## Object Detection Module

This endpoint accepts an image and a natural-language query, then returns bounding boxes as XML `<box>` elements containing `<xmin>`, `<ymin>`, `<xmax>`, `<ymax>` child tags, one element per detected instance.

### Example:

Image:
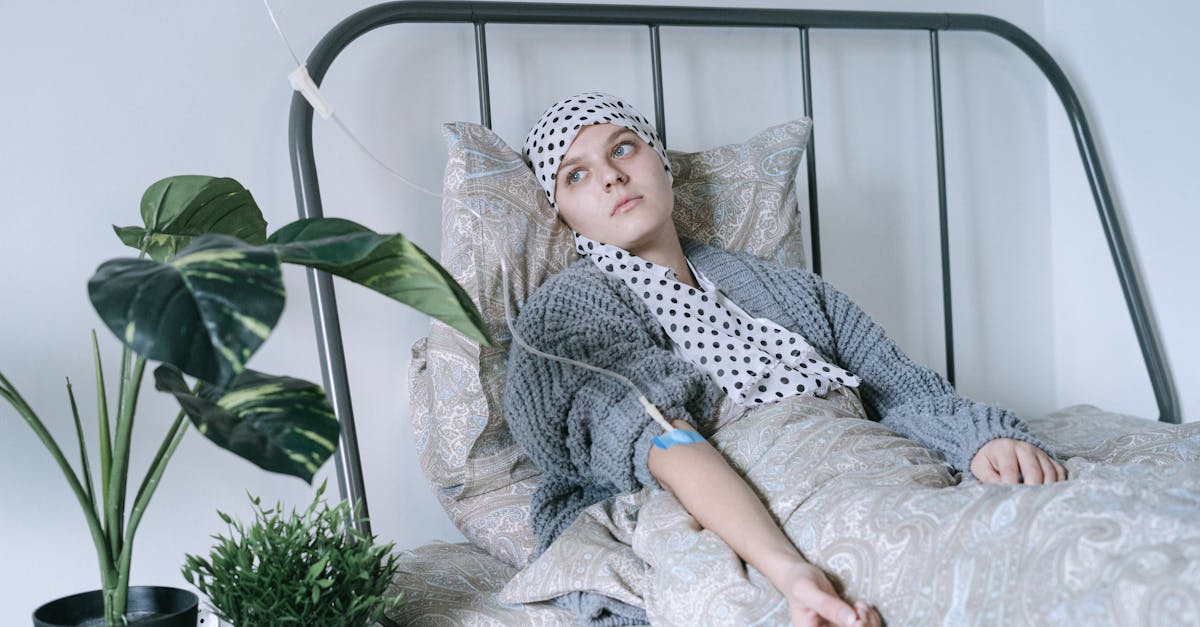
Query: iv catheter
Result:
<box><xmin>262</xmin><ymin>0</ymin><xmax>695</xmax><ymax>444</ymax></box>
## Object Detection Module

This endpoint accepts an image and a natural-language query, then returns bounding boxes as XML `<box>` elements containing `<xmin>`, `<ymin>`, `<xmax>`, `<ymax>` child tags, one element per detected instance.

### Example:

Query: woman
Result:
<box><xmin>504</xmin><ymin>92</ymin><xmax>1066</xmax><ymax>627</ymax></box>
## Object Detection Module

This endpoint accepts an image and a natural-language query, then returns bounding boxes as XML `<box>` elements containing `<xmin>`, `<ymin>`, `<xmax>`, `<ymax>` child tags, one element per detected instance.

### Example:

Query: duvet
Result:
<box><xmin>490</xmin><ymin>394</ymin><xmax>1200</xmax><ymax>626</ymax></box>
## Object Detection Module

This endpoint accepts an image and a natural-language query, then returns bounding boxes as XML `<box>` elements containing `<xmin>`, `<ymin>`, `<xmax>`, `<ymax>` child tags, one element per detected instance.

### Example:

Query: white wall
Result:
<box><xmin>0</xmin><ymin>0</ymin><xmax>1191</xmax><ymax>624</ymax></box>
<box><xmin>0</xmin><ymin>2</ymin><xmax>356</xmax><ymax>623</ymax></box>
<box><xmin>1043</xmin><ymin>0</ymin><xmax>1198</xmax><ymax>424</ymax></box>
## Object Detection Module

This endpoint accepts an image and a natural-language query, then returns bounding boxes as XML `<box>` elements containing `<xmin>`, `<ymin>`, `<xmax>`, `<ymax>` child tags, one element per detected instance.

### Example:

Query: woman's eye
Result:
<box><xmin>612</xmin><ymin>142</ymin><xmax>633</xmax><ymax>158</ymax></box>
<box><xmin>567</xmin><ymin>169</ymin><xmax>585</xmax><ymax>184</ymax></box>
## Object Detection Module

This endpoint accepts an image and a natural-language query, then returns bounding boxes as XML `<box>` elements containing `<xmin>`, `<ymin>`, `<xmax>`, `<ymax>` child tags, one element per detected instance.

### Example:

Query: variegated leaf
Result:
<box><xmin>89</xmin><ymin>234</ymin><xmax>284</xmax><ymax>387</ymax></box>
<box><xmin>154</xmin><ymin>365</ymin><xmax>338</xmax><ymax>483</ymax></box>
<box><xmin>268</xmin><ymin>218</ymin><xmax>491</xmax><ymax>345</ymax></box>
<box><xmin>113</xmin><ymin>176</ymin><xmax>267</xmax><ymax>262</ymax></box>
<box><xmin>266</xmin><ymin>218</ymin><xmax>391</xmax><ymax>266</ymax></box>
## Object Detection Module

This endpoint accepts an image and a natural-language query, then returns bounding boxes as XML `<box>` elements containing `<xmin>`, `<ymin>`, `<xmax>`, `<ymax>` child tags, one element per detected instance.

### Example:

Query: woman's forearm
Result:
<box><xmin>647</xmin><ymin>420</ymin><xmax>805</xmax><ymax>585</ymax></box>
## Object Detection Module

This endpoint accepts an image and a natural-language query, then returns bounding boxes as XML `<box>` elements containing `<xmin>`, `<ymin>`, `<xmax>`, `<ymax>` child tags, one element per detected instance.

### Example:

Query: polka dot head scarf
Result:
<box><xmin>523</xmin><ymin>92</ymin><xmax>671</xmax><ymax>210</ymax></box>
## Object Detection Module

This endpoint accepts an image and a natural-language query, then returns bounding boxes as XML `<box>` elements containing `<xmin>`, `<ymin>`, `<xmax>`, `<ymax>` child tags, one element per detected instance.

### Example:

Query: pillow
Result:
<box><xmin>409</xmin><ymin>118</ymin><xmax>812</xmax><ymax>568</ymax></box>
<box><xmin>669</xmin><ymin>119</ymin><xmax>812</xmax><ymax>270</ymax></box>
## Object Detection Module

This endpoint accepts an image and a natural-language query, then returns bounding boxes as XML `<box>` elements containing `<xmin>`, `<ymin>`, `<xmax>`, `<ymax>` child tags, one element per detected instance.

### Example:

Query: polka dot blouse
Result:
<box><xmin>575</xmin><ymin>233</ymin><xmax>860</xmax><ymax>406</ymax></box>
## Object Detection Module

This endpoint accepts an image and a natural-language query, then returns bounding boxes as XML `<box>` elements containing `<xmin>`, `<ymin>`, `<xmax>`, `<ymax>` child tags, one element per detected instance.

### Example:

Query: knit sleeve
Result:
<box><xmin>503</xmin><ymin>265</ymin><xmax>716</xmax><ymax>551</ymax></box>
<box><xmin>796</xmin><ymin>269</ymin><xmax>1050</xmax><ymax>473</ymax></box>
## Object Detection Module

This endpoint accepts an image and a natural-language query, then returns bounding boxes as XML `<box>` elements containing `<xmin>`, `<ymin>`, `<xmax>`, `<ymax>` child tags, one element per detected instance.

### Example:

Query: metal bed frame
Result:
<box><xmin>287</xmin><ymin>1</ymin><xmax>1180</xmax><ymax>533</ymax></box>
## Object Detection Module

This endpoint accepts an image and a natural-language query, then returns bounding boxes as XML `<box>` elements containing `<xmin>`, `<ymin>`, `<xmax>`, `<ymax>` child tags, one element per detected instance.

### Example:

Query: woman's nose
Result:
<box><xmin>602</xmin><ymin>167</ymin><xmax>628</xmax><ymax>189</ymax></box>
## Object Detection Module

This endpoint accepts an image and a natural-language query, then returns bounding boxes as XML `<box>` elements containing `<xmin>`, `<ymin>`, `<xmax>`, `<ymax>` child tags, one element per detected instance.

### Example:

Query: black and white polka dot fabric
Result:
<box><xmin>574</xmin><ymin>233</ymin><xmax>861</xmax><ymax>406</ymax></box>
<box><xmin>523</xmin><ymin>91</ymin><xmax>671</xmax><ymax>210</ymax></box>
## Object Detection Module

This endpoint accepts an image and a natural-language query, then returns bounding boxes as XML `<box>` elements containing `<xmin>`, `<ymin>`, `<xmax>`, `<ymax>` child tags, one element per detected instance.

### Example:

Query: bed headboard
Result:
<box><xmin>286</xmin><ymin>1</ymin><xmax>1179</xmax><ymax>531</ymax></box>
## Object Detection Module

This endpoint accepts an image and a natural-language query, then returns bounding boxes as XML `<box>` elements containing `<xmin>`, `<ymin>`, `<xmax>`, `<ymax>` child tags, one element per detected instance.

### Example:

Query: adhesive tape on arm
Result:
<box><xmin>653</xmin><ymin>429</ymin><xmax>704</xmax><ymax>449</ymax></box>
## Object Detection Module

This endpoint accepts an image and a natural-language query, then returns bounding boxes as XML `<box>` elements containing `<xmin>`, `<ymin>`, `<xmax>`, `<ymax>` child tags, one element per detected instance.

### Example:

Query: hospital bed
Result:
<box><xmin>284</xmin><ymin>2</ymin><xmax>1192</xmax><ymax>624</ymax></box>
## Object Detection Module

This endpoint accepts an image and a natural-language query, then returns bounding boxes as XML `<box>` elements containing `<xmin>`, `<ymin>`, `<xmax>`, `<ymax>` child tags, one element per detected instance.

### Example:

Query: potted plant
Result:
<box><xmin>2</xmin><ymin>175</ymin><xmax>488</xmax><ymax>626</ymax></box>
<box><xmin>182</xmin><ymin>482</ymin><xmax>401</xmax><ymax>627</ymax></box>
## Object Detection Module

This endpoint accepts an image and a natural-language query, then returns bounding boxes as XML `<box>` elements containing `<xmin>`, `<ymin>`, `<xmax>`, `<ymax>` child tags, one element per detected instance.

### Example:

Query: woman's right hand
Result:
<box><xmin>780</xmin><ymin>560</ymin><xmax>882</xmax><ymax>627</ymax></box>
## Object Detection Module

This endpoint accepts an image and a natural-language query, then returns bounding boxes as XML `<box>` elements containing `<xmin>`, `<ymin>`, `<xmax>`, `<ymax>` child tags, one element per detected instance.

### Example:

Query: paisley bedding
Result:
<box><xmin>387</xmin><ymin>403</ymin><xmax>1199</xmax><ymax>626</ymax></box>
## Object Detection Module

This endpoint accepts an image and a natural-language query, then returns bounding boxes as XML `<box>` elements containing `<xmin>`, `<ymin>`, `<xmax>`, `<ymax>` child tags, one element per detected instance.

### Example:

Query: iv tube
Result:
<box><xmin>262</xmin><ymin>0</ymin><xmax>676</xmax><ymax>434</ymax></box>
<box><xmin>497</xmin><ymin>256</ymin><xmax>673</xmax><ymax>432</ymax></box>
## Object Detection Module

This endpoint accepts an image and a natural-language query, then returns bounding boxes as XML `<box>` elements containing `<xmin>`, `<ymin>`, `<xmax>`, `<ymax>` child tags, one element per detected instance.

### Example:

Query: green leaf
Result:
<box><xmin>114</xmin><ymin>176</ymin><xmax>267</xmax><ymax>262</ymax></box>
<box><xmin>306</xmin><ymin>556</ymin><xmax>329</xmax><ymax>581</ymax></box>
<box><xmin>153</xmin><ymin>365</ymin><xmax>338</xmax><ymax>483</ymax></box>
<box><xmin>183</xmin><ymin>488</ymin><xmax>403</xmax><ymax>624</ymax></box>
<box><xmin>267</xmin><ymin>218</ymin><xmax>491</xmax><ymax>346</ymax></box>
<box><xmin>266</xmin><ymin>218</ymin><xmax>390</xmax><ymax>266</ymax></box>
<box><xmin>114</xmin><ymin>225</ymin><xmax>148</xmax><ymax>251</ymax></box>
<box><xmin>89</xmin><ymin>234</ymin><xmax>285</xmax><ymax>387</ymax></box>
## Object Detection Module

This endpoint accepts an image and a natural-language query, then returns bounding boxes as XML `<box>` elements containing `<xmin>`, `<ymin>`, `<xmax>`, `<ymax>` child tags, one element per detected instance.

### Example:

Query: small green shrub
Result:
<box><xmin>182</xmin><ymin>483</ymin><xmax>401</xmax><ymax>627</ymax></box>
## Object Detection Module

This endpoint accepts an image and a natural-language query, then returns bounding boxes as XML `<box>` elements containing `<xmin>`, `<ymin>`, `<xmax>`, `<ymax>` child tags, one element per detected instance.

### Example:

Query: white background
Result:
<box><xmin>1</xmin><ymin>0</ymin><xmax>1195</xmax><ymax>623</ymax></box>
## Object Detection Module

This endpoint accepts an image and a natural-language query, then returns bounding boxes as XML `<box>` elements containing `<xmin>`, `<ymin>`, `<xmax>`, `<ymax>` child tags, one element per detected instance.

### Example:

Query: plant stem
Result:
<box><xmin>105</xmin><ymin>353</ymin><xmax>145</xmax><ymax>596</ymax></box>
<box><xmin>0</xmin><ymin>372</ymin><xmax>116</xmax><ymax>587</ymax></box>
<box><xmin>115</xmin><ymin>410</ymin><xmax>190</xmax><ymax>618</ymax></box>
<box><xmin>129</xmin><ymin>411</ymin><xmax>189</xmax><ymax>523</ymax></box>
<box><xmin>93</xmin><ymin>330</ymin><xmax>114</xmax><ymax>514</ymax></box>
<box><xmin>108</xmin><ymin>345</ymin><xmax>130</xmax><ymax>557</ymax></box>
<box><xmin>66</xmin><ymin>377</ymin><xmax>99</xmax><ymax>517</ymax></box>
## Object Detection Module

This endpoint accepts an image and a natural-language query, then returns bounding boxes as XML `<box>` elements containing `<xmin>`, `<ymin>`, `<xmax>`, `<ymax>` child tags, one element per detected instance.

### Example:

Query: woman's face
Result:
<box><xmin>554</xmin><ymin>123</ymin><xmax>674</xmax><ymax>254</ymax></box>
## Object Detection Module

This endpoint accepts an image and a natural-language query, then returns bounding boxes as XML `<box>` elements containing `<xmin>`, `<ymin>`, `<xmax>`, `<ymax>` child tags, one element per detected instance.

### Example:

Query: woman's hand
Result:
<box><xmin>780</xmin><ymin>560</ymin><xmax>881</xmax><ymax>627</ymax></box>
<box><xmin>970</xmin><ymin>438</ymin><xmax>1066</xmax><ymax>484</ymax></box>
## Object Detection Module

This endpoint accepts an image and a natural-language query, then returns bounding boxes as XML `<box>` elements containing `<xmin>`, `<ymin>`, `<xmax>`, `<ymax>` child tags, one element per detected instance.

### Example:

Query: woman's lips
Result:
<box><xmin>612</xmin><ymin>195</ymin><xmax>642</xmax><ymax>215</ymax></box>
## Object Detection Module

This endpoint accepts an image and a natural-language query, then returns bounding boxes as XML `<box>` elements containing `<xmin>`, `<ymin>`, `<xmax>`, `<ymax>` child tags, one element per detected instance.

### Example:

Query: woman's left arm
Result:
<box><xmin>804</xmin><ymin>273</ymin><xmax>1065</xmax><ymax>484</ymax></box>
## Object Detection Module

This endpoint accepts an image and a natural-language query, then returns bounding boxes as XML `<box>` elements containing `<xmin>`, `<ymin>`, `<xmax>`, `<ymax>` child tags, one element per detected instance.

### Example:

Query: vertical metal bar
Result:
<box><xmin>929</xmin><ymin>30</ymin><xmax>955</xmax><ymax>387</ymax></box>
<box><xmin>1072</xmin><ymin>117</ymin><xmax>1179</xmax><ymax>423</ymax></box>
<box><xmin>649</xmin><ymin>24</ymin><xmax>667</xmax><ymax>147</ymax></box>
<box><xmin>288</xmin><ymin>95</ymin><xmax>372</xmax><ymax>535</ymax></box>
<box><xmin>474</xmin><ymin>22</ymin><xmax>493</xmax><ymax>128</ymax></box>
<box><xmin>307</xmin><ymin>273</ymin><xmax>372</xmax><ymax>533</ymax></box>
<box><xmin>799</xmin><ymin>27</ymin><xmax>821</xmax><ymax>275</ymax></box>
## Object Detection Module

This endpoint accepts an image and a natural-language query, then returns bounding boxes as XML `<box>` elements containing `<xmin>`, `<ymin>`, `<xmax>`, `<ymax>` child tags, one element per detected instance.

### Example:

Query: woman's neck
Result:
<box><xmin>631</xmin><ymin>232</ymin><xmax>697</xmax><ymax>289</ymax></box>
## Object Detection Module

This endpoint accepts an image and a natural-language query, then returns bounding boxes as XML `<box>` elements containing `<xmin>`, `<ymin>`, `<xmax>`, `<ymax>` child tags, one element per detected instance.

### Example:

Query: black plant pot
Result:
<box><xmin>32</xmin><ymin>586</ymin><xmax>198</xmax><ymax>627</ymax></box>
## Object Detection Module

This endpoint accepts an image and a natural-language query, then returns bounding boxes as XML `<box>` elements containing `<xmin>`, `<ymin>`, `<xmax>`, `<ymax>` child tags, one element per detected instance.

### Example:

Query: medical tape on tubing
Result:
<box><xmin>262</xmin><ymin>0</ymin><xmax>677</xmax><ymax>436</ymax></box>
<box><xmin>265</xmin><ymin>0</ymin><xmax>444</xmax><ymax>200</ymax></box>
<box><xmin>652</xmin><ymin>429</ymin><xmax>704</xmax><ymax>449</ymax></box>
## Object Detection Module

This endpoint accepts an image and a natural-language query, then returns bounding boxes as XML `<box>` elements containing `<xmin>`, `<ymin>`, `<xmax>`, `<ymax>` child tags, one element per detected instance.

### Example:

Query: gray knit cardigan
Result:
<box><xmin>503</xmin><ymin>239</ymin><xmax>1046</xmax><ymax>558</ymax></box>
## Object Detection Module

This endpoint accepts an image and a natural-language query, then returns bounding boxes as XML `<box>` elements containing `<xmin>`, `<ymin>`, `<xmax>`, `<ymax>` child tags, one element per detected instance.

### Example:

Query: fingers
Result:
<box><xmin>807</xmin><ymin>591</ymin><xmax>883</xmax><ymax>627</ymax></box>
<box><xmin>1042</xmin><ymin>452</ymin><xmax>1068</xmax><ymax>483</ymax></box>
<box><xmin>996</xmin><ymin>451</ymin><xmax>1021</xmax><ymax>484</ymax></box>
<box><xmin>1016</xmin><ymin>445</ymin><xmax>1044</xmax><ymax>484</ymax></box>
<box><xmin>971</xmin><ymin>439</ymin><xmax>1017</xmax><ymax>484</ymax></box>
<box><xmin>1054</xmin><ymin>457</ymin><xmax>1068</xmax><ymax>481</ymax></box>
<box><xmin>1019</xmin><ymin>443</ymin><xmax>1072</xmax><ymax>484</ymax></box>
<box><xmin>784</xmin><ymin>562</ymin><xmax>881</xmax><ymax>627</ymax></box>
<box><xmin>789</xmin><ymin>580</ymin><xmax>859</xmax><ymax>627</ymax></box>
<box><xmin>1033</xmin><ymin>449</ymin><xmax>1069</xmax><ymax>484</ymax></box>
<box><xmin>788</xmin><ymin>604</ymin><xmax>822</xmax><ymax>627</ymax></box>
<box><xmin>971</xmin><ymin>453</ymin><xmax>1001</xmax><ymax>483</ymax></box>
<box><xmin>1036</xmin><ymin>453</ymin><xmax>1058</xmax><ymax>484</ymax></box>
<box><xmin>855</xmin><ymin>600</ymin><xmax>883</xmax><ymax>627</ymax></box>
<box><xmin>973</xmin><ymin>439</ymin><xmax>1070</xmax><ymax>485</ymax></box>
<box><xmin>806</xmin><ymin>587</ymin><xmax>860</xmax><ymax>627</ymax></box>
